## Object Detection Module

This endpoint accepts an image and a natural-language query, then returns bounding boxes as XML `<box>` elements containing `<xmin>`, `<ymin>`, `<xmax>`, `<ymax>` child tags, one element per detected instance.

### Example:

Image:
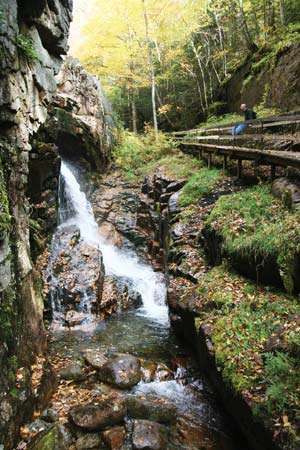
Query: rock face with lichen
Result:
<box><xmin>0</xmin><ymin>1</ymin><xmax>73</xmax><ymax>447</ymax></box>
<box><xmin>35</xmin><ymin>56</ymin><xmax>114</xmax><ymax>171</ymax></box>
<box><xmin>0</xmin><ymin>2</ymin><xmax>114</xmax><ymax>445</ymax></box>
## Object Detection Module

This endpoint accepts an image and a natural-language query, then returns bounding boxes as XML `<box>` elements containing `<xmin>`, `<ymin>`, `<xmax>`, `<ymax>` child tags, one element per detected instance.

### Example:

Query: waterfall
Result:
<box><xmin>55</xmin><ymin>161</ymin><xmax>169</xmax><ymax>325</ymax></box>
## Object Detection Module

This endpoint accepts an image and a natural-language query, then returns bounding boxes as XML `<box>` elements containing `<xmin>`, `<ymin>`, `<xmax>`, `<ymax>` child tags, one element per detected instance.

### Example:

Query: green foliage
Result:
<box><xmin>0</xmin><ymin>286</ymin><xmax>16</xmax><ymax>345</ymax></box>
<box><xmin>113</xmin><ymin>128</ymin><xmax>177</xmax><ymax>180</ymax></box>
<box><xmin>144</xmin><ymin>153</ymin><xmax>202</xmax><ymax>180</ymax></box>
<box><xmin>74</xmin><ymin>0</ymin><xmax>300</xmax><ymax>131</ymax></box>
<box><xmin>199</xmin><ymin>113</ymin><xmax>243</xmax><ymax>128</ymax></box>
<box><xmin>16</xmin><ymin>34</ymin><xmax>39</xmax><ymax>62</ymax></box>
<box><xmin>194</xmin><ymin>265</ymin><xmax>299</xmax><ymax>443</ymax></box>
<box><xmin>179</xmin><ymin>168</ymin><xmax>222</xmax><ymax>206</ymax></box>
<box><xmin>0</xmin><ymin>159</ymin><xmax>11</xmax><ymax>236</ymax></box>
<box><xmin>264</xmin><ymin>352</ymin><xmax>299</xmax><ymax>416</ymax></box>
<box><xmin>205</xmin><ymin>185</ymin><xmax>300</xmax><ymax>293</ymax></box>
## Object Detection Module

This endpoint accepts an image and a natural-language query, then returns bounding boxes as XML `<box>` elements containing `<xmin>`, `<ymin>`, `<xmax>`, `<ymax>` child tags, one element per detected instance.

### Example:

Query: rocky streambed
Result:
<box><xmin>16</xmin><ymin>161</ymin><xmax>247</xmax><ymax>450</ymax></box>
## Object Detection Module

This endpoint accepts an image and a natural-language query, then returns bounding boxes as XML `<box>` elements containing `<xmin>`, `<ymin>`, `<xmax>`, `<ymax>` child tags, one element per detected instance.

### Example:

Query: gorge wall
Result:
<box><xmin>0</xmin><ymin>2</ymin><xmax>113</xmax><ymax>447</ymax></box>
<box><xmin>219</xmin><ymin>43</ymin><xmax>300</xmax><ymax>113</ymax></box>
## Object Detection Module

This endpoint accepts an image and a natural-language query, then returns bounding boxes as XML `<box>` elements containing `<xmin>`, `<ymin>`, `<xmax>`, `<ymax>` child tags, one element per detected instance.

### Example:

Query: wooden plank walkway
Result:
<box><xmin>171</xmin><ymin>114</ymin><xmax>300</xmax><ymax>173</ymax></box>
<box><xmin>180</xmin><ymin>142</ymin><xmax>300</xmax><ymax>169</ymax></box>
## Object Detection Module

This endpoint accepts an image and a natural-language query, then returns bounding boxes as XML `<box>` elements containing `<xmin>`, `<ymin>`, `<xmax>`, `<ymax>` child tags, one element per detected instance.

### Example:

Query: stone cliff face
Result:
<box><xmin>220</xmin><ymin>44</ymin><xmax>300</xmax><ymax>112</ymax></box>
<box><xmin>0</xmin><ymin>2</ymin><xmax>114</xmax><ymax>443</ymax></box>
<box><xmin>0</xmin><ymin>1</ymin><xmax>73</xmax><ymax>446</ymax></box>
<box><xmin>35</xmin><ymin>57</ymin><xmax>114</xmax><ymax>172</ymax></box>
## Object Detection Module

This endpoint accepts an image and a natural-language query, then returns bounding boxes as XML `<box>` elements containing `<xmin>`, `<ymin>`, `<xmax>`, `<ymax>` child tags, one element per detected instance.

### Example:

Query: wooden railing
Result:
<box><xmin>170</xmin><ymin>114</ymin><xmax>300</xmax><ymax>175</ymax></box>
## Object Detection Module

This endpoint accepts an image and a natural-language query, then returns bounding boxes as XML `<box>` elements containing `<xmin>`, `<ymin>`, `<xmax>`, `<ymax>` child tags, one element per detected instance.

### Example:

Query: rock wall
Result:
<box><xmin>36</xmin><ymin>57</ymin><xmax>114</xmax><ymax>171</ymax></box>
<box><xmin>0</xmin><ymin>1</ymin><xmax>72</xmax><ymax>447</ymax></box>
<box><xmin>220</xmin><ymin>43</ymin><xmax>300</xmax><ymax>112</ymax></box>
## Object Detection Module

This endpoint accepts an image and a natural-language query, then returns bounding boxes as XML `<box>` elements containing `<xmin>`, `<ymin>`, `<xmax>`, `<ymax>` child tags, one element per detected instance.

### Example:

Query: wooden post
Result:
<box><xmin>237</xmin><ymin>159</ymin><xmax>242</xmax><ymax>178</ymax></box>
<box><xmin>223</xmin><ymin>155</ymin><xmax>228</xmax><ymax>171</ymax></box>
<box><xmin>208</xmin><ymin>153</ymin><xmax>212</xmax><ymax>169</ymax></box>
<box><xmin>271</xmin><ymin>164</ymin><xmax>276</xmax><ymax>180</ymax></box>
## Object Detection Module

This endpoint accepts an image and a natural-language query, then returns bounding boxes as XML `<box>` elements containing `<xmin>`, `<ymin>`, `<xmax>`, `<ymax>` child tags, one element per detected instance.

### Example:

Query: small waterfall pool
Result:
<box><xmin>45</xmin><ymin>160</ymin><xmax>243</xmax><ymax>449</ymax></box>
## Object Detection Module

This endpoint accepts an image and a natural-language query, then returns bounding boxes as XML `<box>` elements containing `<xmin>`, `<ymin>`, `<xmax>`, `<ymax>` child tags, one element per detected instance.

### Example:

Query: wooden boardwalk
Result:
<box><xmin>171</xmin><ymin>114</ymin><xmax>300</xmax><ymax>174</ymax></box>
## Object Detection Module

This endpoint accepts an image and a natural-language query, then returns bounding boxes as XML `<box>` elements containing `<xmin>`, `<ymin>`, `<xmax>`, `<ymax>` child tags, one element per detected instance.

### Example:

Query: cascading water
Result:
<box><xmin>43</xmin><ymin>160</ymin><xmax>243</xmax><ymax>450</ymax></box>
<box><xmin>52</xmin><ymin>160</ymin><xmax>168</xmax><ymax>325</ymax></box>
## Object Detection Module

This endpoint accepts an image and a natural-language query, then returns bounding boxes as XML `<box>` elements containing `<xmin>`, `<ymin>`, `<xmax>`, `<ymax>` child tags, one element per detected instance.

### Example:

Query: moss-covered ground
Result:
<box><xmin>194</xmin><ymin>265</ymin><xmax>299</xmax><ymax>450</ymax></box>
<box><xmin>205</xmin><ymin>184</ymin><xmax>300</xmax><ymax>293</ymax></box>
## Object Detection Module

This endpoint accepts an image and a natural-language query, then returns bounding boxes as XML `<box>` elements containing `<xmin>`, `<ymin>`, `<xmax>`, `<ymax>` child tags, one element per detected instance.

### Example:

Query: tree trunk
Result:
<box><xmin>238</xmin><ymin>0</ymin><xmax>257</xmax><ymax>52</ymax></box>
<box><xmin>142</xmin><ymin>0</ymin><xmax>158</xmax><ymax>139</ymax></box>
<box><xmin>279</xmin><ymin>0</ymin><xmax>286</xmax><ymax>26</ymax></box>
<box><xmin>131</xmin><ymin>97</ymin><xmax>137</xmax><ymax>133</ymax></box>
<box><xmin>190</xmin><ymin>39</ymin><xmax>208</xmax><ymax>110</ymax></box>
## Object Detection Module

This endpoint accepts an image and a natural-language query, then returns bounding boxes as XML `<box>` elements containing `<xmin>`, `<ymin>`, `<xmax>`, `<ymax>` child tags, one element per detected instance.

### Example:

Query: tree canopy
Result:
<box><xmin>72</xmin><ymin>0</ymin><xmax>300</xmax><ymax>130</ymax></box>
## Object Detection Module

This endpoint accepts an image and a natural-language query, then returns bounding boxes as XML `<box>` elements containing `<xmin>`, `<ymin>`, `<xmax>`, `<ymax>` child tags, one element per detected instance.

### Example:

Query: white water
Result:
<box><xmin>59</xmin><ymin>161</ymin><xmax>169</xmax><ymax>325</ymax></box>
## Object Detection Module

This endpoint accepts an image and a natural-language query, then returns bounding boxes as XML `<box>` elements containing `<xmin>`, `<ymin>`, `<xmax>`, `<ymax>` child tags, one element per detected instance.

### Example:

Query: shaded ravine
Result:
<box><xmin>42</xmin><ymin>161</ymin><xmax>245</xmax><ymax>449</ymax></box>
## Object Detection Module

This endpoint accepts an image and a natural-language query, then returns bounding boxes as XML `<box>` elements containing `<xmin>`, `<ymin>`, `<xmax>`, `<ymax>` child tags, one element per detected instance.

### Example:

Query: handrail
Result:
<box><xmin>169</xmin><ymin>114</ymin><xmax>300</xmax><ymax>137</ymax></box>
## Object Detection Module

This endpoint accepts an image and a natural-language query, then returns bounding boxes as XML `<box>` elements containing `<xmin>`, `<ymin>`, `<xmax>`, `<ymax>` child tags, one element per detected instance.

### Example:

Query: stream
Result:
<box><xmin>40</xmin><ymin>161</ymin><xmax>244</xmax><ymax>449</ymax></box>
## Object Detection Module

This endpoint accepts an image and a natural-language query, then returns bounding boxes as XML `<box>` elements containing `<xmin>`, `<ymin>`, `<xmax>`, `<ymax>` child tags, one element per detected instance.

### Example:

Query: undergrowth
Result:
<box><xmin>205</xmin><ymin>184</ymin><xmax>300</xmax><ymax>293</ymax></box>
<box><xmin>113</xmin><ymin>127</ymin><xmax>201</xmax><ymax>180</ymax></box>
<box><xmin>194</xmin><ymin>265</ymin><xmax>300</xmax><ymax>448</ymax></box>
<box><xmin>16</xmin><ymin>34</ymin><xmax>39</xmax><ymax>62</ymax></box>
<box><xmin>0</xmin><ymin>158</ymin><xmax>11</xmax><ymax>236</ymax></box>
<box><xmin>179</xmin><ymin>168</ymin><xmax>222</xmax><ymax>206</ymax></box>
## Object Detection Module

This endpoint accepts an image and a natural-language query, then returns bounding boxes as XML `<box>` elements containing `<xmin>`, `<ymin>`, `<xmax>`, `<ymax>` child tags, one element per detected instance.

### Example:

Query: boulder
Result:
<box><xmin>132</xmin><ymin>420</ymin><xmax>168</xmax><ymax>450</ymax></box>
<box><xmin>69</xmin><ymin>399</ymin><xmax>126</xmax><ymax>431</ymax></box>
<box><xmin>46</xmin><ymin>224</ymin><xmax>105</xmax><ymax>321</ymax></box>
<box><xmin>102</xmin><ymin>426</ymin><xmax>126</xmax><ymax>449</ymax></box>
<box><xmin>65</xmin><ymin>311</ymin><xmax>86</xmax><ymax>327</ymax></box>
<box><xmin>83</xmin><ymin>349</ymin><xmax>108</xmax><ymax>370</ymax></box>
<box><xmin>27</xmin><ymin>425</ymin><xmax>70</xmax><ymax>450</ymax></box>
<box><xmin>75</xmin><ymin>433</ymin><xmax>104</xmax><ymax>450</ymax></box>
<box><xmin>272</xmin><ymin>177</ymin><xmax>300</xmax><ymax>210</ymax></box>
<box><xmin>126</xmin><ymin>396</ymin><xmax>177</xmax><ymax>424</ymax></box>
<box><xmin>59</xmin><ymin>362</ymin><xmax>86</xmax><ymax>382</ymax></box>
<box><xmin>41</xmin><ymin>408</ymin><xmax>59</xmax><ymax>423</ymax></box>
<box><xmin>97</xmin><ymin>354</ymin><xmax>141</xmax><ymax>389</ymax></box>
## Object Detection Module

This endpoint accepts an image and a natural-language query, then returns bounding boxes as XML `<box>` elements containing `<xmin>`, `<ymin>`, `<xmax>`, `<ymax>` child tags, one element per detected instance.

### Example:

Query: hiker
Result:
<box><xmin>232</xmin><ymin>103</ymin><xmax>257</xmax><ymax>136</ymax></box>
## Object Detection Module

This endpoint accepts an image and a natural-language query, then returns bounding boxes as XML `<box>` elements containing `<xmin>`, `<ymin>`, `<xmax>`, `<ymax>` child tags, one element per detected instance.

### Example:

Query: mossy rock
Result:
<box><xmin>28</xmin><ymin>425</ymin><xmax>68</xmax><ymax>450</ymax></box>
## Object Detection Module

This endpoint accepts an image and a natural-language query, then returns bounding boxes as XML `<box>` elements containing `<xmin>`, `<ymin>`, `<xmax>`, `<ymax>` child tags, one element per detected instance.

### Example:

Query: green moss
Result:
<box><xmin>205</xmin><ymin>185</ymin><xmax>300</xmax><ymax>293</ymax></box>
<box><xmin>0</xmin><ymin>285</ymin><xmax>16</xmax><ymax>345</ymax></box>
<box><xmin>194</xmin><ymin>265</ymin><xmax>299</xmax><ymax>445</ymax></box>
<box><xmin>113</xmin><ymin>128</ymin><xmax>179</xmax><ymax>180</ymax></box>
<box><xmin>16</xmin><ymin>34</ymin><xmax>39</xmax><ymax>62</ymax></box>
<box><xmin>179</xmin><ymin>168</ymin><xmax>223</xmax><ymax>206</ymax></box>
<box><xmin>0</xmin><ymin>158</ymin><xmax>11</xmax><ymax>236</ymax></box>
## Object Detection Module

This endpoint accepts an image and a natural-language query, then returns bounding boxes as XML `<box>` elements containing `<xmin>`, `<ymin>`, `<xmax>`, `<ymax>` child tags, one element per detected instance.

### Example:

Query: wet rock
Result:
<box><xmin>83</xmin><ymin>349</ymin><xmax>108</xmax><ymax>370</ymax></box>
<box><xmin>140</xmin><ymin>360</ymin><xmax>157</xmax><ymax>383</ymax></box>
<box><xmin>97</xmin><ymin>354</ymin><xmax>141</xmax><ymax>389</ymax></box>
<box><xmin>132</xmin><ymin>420</ymin><xmax>168</xmax><ymax>450</ymax></box>
<box><xmin>166</xmin><ymin>180</ymin><xmax>186</xmax><ymax>193</ymax></box>
<box><xmin>59</xmin><ymin>362</ymin><xmax>86</xmax><ymax>382</ymax></box>
<box><xmin>155</xmin><ymin>364</ymin><xmax>173</xmax><ymax>382</ymax></box>
<box><xmin>41</xmin><ymin>408</ymin><xmax>59</xmax><ymax>423</ymax></box>
<box><xmin>100</xmin><ymin>276</ymin><xmax>143</xmax><ymax>319</ymax></box>
<box><xmin>75</xmin><ymin>432</ymin><xmax>104</xmax><ymax>450</ymax></box>
<box><xmin>102</xmin><ymin>426</ymin><xmax>126</xmax><ymax>449</ymax></box>
<box><xmin>168</xmin><ymin>191</ymin><xmax>181</xmax><ymax>215</ymax></box>
<box><xmin>65</xmin><ymin>311</ymin><xmax>87</xmax><ymax>327</ymax></box>
<box><xmin>47</xmin><ymin>224</ymin><xmax>105</xmax><ymax>320</ymax></box>
<box><xmin>27</xmin><ymin>418</ymin><xmax>51</xmax><ymax>435</ymax></box>
<box><xmin>69</xmin><ymin>399</ymin><xmax>126</xmax><ymax>431</ymax></box>
<box><xmin>27</xmin><ymin>424</ymin><xmax>70</xmax><ymax>450</ymax></box>
<box><xmin>126</xmin><ymin>396</ymin><xmax>177</xmax><ymax>424</ymax></box>
<box><xmin>272</xmin><ymin>177</ymin><xmax>300</xmax><ymax>210</ymax></box>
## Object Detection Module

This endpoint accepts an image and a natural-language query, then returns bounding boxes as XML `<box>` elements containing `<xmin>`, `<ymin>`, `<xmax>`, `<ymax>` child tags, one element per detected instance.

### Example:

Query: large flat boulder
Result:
<box><xmin>97</xmin><ymin>354</ymin><xmax>141</xmax><ymax>389</ymax></box>
<box><xmin>132</xmin><ymin>420</ymin><xmax>168</xmax><ymax>450</ymax></box>
<box><xmin>69</xmin><ymin>399</ymin><xmax>126</xmax><ymax>431</ymax></box>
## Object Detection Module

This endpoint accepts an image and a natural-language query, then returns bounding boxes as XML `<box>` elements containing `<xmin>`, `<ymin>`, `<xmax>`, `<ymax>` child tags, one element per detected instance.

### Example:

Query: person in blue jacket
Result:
<box><xmin>232</xmin><ymin>103</ymin><xmax>257</xmax><ymax>136</ymax></box>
